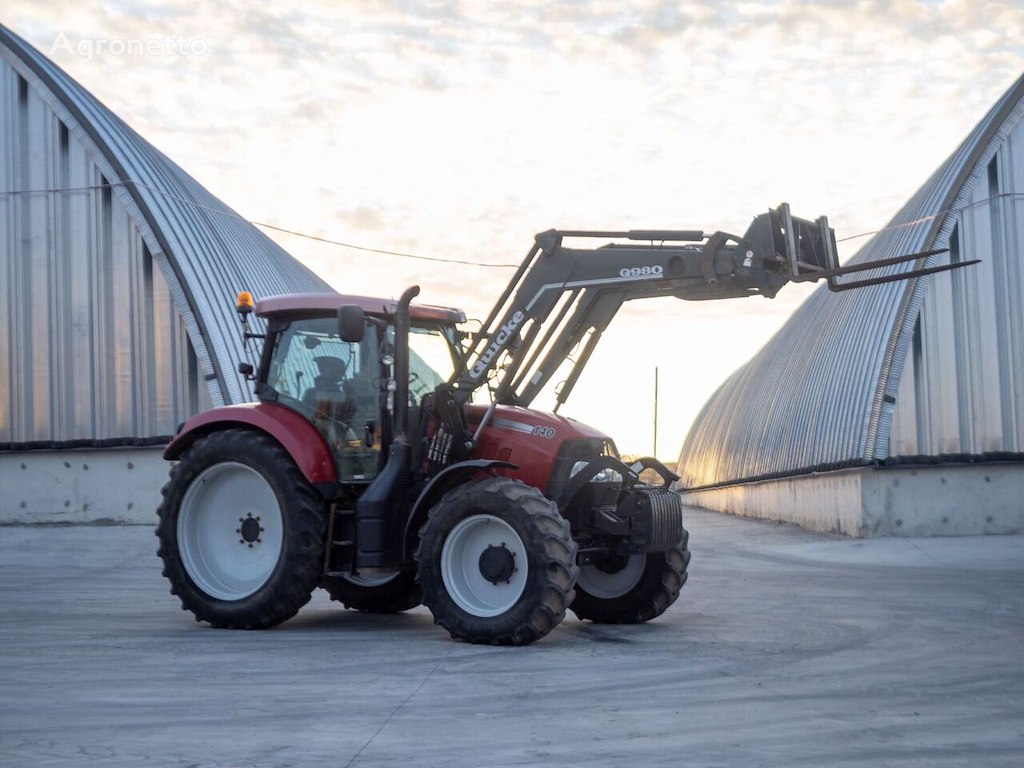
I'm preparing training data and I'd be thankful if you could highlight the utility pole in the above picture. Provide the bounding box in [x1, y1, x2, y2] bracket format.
[653, 366, 659, 459]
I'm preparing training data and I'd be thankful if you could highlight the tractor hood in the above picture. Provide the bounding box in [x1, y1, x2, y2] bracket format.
[466, 404, 615, 494]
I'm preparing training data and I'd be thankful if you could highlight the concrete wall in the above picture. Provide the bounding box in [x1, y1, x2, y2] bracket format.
[682, 469, 865, 535]
[5, 448, 1022, 534]
[681, 462, 1024, 537]
[1, 447, 168, 525]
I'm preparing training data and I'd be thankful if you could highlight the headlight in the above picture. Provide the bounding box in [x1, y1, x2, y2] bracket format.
[570, 461, 623, 485]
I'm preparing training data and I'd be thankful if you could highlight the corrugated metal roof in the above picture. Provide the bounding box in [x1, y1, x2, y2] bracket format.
[0, 24, 330, 412]
[678, 72, 1024, 489]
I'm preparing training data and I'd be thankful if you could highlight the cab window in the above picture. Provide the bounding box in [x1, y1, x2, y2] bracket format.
[267, 317, 380, 482]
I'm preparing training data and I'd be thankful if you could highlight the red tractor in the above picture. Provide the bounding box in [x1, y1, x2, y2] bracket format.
[156, 205, 969, 644]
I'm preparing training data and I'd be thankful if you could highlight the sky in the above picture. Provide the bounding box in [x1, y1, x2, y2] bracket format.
[7, 0, 1024, 457]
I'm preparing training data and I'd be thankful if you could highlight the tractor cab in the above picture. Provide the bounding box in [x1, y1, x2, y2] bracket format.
[243, 292, 467, 486]
[260, 313, 380, 482]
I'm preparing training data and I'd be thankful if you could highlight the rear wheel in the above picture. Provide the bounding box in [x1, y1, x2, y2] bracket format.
[571, 530, 690, 624]
[416, 477, 578, 645]
[321, 571, 422, 613]
[156, 429, 325, 629]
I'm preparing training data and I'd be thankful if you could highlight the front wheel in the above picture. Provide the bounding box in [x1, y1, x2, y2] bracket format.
[571, 530, 690, 624]
[415, 477, 578, 645]
[156, 429, 326, 629]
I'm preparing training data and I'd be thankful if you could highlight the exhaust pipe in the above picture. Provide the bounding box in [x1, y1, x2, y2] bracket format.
[392, 285, 420, 443]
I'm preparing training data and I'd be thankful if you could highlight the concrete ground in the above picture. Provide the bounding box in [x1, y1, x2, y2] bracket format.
[1, 509, 1022, 768]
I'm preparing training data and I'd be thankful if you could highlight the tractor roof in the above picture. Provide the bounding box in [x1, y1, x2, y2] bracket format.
[255, 292, 465, 324]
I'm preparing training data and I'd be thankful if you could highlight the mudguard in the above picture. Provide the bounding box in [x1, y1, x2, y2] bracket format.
[401, 459, 516, 560]
[163, 402, 337, 488]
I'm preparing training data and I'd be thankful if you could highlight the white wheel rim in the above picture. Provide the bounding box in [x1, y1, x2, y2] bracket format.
[177, 462, 284, 601]
[577, 554, 646, 599]
[441, 514, 528, 617]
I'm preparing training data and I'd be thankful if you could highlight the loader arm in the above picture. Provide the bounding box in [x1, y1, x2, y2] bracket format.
[449, 203, 976, 410]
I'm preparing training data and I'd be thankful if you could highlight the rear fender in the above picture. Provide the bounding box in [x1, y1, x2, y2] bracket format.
[163, 403, 337, 490]
[401, 460, 516, 560]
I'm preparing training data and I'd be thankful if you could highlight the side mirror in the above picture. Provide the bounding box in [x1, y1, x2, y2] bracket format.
[338, 304, 366, 343]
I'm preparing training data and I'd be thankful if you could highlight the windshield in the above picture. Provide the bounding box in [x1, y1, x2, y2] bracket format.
[408, 325, 462, 403]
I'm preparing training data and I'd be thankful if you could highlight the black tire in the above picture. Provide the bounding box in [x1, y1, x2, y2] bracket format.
[321, 571, 422, 613]
[155, 429, 326, 629]
[571, 529, 690, 624]
[415, 477, 578, 646]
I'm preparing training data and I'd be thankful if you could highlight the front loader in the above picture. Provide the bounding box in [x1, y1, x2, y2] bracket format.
[156, 204, 973, 644]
